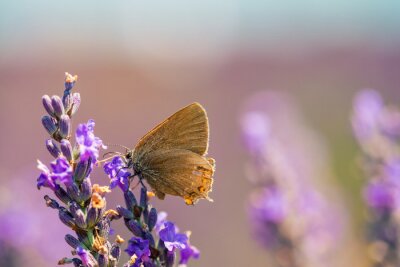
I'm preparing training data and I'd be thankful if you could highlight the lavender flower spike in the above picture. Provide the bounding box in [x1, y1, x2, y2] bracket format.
[36, 73, 201, 267]
[352, 89, 400, 266]
[241, 91, 347, 267]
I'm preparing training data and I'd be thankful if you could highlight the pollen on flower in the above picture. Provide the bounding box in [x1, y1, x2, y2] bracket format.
[93, 235, 106, 251]
[104, 209, 119, 217]
[91, 192, 105, 209]
[116, 235, 125, 244]
[65, 72, 78, 83]
[98, 245, 108, 255]
[92, 184, 111, 196]
[129, 254, 138, 265]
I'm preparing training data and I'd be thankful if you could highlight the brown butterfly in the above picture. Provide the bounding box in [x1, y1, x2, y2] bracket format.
[125, 102, 215, 205]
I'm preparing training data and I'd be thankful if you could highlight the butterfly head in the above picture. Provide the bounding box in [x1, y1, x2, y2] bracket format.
[123, 150, 142, 176]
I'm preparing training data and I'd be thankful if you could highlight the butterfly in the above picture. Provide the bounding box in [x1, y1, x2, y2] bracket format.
[124, 102, 215, 205]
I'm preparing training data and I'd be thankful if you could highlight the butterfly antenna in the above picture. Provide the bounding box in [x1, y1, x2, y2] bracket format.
[104, 143, 131, 153]
[103, 151, 123, 158]
[97, 152, 124, 165]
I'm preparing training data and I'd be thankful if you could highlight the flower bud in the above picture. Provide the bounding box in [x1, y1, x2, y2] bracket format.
[72, 258, 83, 267]
[42, 95, 55, 117]
[98, 253, 108, 267]
[59, 209, 75, 229]
[74, 160, 89, 183]
[124, 190, 138, 211]
[60, 139, 73, 162]
[74, 209, 87, 229]
[46, 139, 61, 158]
[63, 93, 73, 114]
[166, 251, 175, 267]
[71, 93, 81, 115]
[144, 232, 155, 247]
[66, 183, 80, 202]
[116, 205, 134, 220]
[42, 115, 57, 135]
[80, 178, 92, 202]
[147, 208, 157, 232]
[64, 72, 78, 91]
[59, 115, 71, 139]
[140, 187, 148, 208]
[127, 219, 143, 237]
[51, 95, 65, 118]
[86, 207, 99, 228]
[110, 244, 121, 262]
[54, 186, 72, 205]
[65, 234, 81, 249]
[44, 195, 60, 209]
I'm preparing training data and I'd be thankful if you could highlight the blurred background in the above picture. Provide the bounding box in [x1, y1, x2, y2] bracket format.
[1, 1, 400, 266]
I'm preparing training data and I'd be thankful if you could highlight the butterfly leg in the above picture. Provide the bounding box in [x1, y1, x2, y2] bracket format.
[137, 173, 147, 190]
[116, 166, 131, 177]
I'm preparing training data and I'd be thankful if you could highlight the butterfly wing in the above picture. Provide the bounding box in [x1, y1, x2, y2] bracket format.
[139, 149, 215, 205]
[133, 103, 209, 162]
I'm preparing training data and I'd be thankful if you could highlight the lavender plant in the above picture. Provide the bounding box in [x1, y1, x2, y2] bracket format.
[352, 89, 400, 266]
[240, 91, 345, 267]
[37, 73, 199, 267]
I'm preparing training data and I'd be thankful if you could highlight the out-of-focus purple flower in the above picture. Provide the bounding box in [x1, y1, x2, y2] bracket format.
[241, 91, 347, 266]
[351, 89, 400, 160]
[248, 186, 288, 248]
[50, 156, 73, 186]
[379, 107, 400, 138]
[159, 222, 188, 252]
[76, 119, 105, 162]
[249, 186, 286, 224]
[364, 181, 394, 209]
[125, 237, 150, 266]
[240, 112, 270, 154]
[104, 156, 131, 191]
[179, 236, 200, 265]
[352, 89, 400, 266]
[352, 89, 383, 140]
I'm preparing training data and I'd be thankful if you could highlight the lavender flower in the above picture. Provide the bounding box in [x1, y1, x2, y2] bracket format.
[37, 73, 120, 267]
[104, 156, 131, 192]
[36, 73, 200, 267]
[50, 156, 73, 185]
[76, 119, 105, 163]
[115, 185, 200, 267]
[241, 91, 346, 267]
[37, 160, 57, 190]
[179, 240, 200, 266]
[352, 89, 400, 266]
[159, 222, 188, 251]
[125, 237, 151, 266]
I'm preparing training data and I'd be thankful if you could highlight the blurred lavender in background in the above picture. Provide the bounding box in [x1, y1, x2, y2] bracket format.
[240, 91, 347, 267]
[352, 89, 400, 266]
[0, 169, 70, 266]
